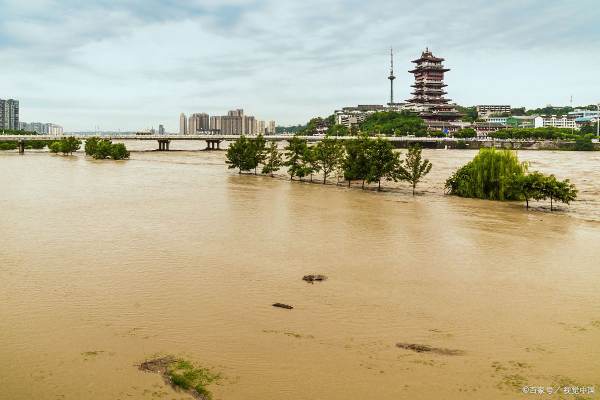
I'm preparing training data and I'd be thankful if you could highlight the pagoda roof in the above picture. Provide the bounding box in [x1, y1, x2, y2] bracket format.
[407, 98, 451, 104]
[411, 48, 445, 63]
[409, 66, 450, 73]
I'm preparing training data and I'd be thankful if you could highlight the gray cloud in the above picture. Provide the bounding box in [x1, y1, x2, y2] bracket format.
[0, 0, 598, 131]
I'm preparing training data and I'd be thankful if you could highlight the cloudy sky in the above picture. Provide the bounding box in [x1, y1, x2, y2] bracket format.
[1, 0, 599, 131]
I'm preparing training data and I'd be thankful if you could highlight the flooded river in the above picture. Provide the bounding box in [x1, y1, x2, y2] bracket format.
[1, 147, 599, 399]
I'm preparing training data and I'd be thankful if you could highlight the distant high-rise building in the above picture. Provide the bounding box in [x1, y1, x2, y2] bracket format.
[0, 99, 19, 130]
[159, 124, 165, 135]
[179, 113, 187, 134]
[257, 120, 266, 135]
[268, 120, 276, 135]
[48, 124, 63, 135]
[180, 108, 273, 135]
[209, 116, 222, 131]
[228, 109, 244, 117]
[18, 121, 63, 135]
[188, 113, 209, 134]
[189, 113, 210, 134]
[243, 115, 256, 135]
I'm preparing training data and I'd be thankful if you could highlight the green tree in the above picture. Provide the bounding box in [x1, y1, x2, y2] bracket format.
[313, 136, 345, 184]
[49, 141, 61, 153]
[303, 146, 319, 182]
[110, 143, 130, 160]
[261, 142, 283, 177]
[327, 124, 349, 137]
[445, 148, 527, 200]
[457, 106, 478, 122]
[92, 139, 114, 159]
[49, 137, 81, 155]
[301, 117, 326, 136]
[360, 111, 427, 136]
[394, 145, 432, 195]
[62, 137, 81, 155]
[85, 137, 100, 156]
[226, 135, 253, 174]
[249, 134, 267, 174]
[509, 172, 546, 209]
[365, 138, 399, 191]
[343, 134, 371, 188]
[284, 136, 309, 180]
[540, 175, 577, 211]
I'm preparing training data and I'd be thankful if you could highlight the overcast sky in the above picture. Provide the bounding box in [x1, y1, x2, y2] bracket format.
[1, 0, 599, 131]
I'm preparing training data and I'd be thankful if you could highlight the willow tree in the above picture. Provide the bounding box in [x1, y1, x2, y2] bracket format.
[445, 148, 527, 200]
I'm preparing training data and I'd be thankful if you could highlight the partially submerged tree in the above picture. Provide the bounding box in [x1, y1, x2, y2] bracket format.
[394, 145, 432, 195]
[365, 137, 399, 191]
[509, 171, 546, 209]
[540, 175, 577, 211]
[249, 134, 266, 175]
[343, 134, 371, 188]
[284, 136, 309, 180]
[313, 136, 345, 184]
[261, 142, 283, 177]
[226, 135, 253, 174]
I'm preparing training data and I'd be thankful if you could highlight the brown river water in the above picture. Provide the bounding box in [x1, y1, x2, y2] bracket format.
[1, 144, 599, 400]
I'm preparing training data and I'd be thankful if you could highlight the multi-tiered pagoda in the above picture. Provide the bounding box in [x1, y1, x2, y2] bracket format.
[407, 48, 461, 124]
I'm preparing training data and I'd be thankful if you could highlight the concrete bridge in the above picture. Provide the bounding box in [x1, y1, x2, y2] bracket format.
[0, 133, 577, 153]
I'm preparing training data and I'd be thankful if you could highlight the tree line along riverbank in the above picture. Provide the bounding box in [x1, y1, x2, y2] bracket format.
[226, 134, 578, 212]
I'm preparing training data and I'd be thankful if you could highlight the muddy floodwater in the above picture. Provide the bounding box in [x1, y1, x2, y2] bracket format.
[1, 147, 599, 400]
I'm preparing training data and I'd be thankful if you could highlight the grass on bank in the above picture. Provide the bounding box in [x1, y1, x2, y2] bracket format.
[140, 356, 221, 400]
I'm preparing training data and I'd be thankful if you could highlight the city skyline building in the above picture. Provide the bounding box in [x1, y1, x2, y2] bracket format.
[0, 99, 20, 130]
[179, 113, 187, 135]
[180, 109, 274, 135]
[19, 121, 64, 135]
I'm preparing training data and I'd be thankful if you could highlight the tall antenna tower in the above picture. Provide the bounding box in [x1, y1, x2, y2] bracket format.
[388, 47, 396, 105]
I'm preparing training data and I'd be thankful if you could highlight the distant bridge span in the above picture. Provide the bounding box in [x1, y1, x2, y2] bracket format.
[0, 133, 564, 153]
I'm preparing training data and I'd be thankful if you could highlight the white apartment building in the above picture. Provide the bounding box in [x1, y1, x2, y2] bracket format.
[476, 104, 511, 116]
[534, 115, 577, 129]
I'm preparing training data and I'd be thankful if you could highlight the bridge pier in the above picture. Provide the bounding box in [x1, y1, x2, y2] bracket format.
[206, 140, 221, 150]
[18, 140, 25, 154]
[157, 139, 171, 151]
